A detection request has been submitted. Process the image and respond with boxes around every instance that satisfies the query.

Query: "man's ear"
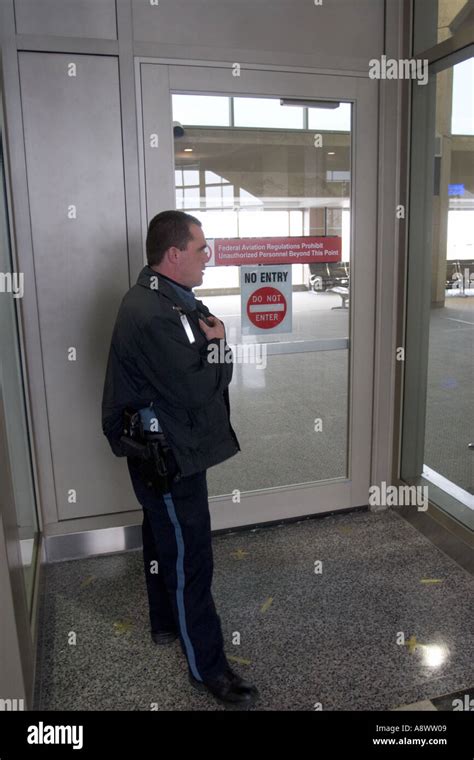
[165,246,181,264]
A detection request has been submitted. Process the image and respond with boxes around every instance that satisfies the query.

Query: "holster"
[120,407,180,496]
[142,433,174,495]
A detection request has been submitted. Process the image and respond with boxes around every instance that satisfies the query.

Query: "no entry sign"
[241,266,292,335]
[247,287,287,329]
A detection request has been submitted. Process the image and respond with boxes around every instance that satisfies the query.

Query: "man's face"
[176,224,209,288]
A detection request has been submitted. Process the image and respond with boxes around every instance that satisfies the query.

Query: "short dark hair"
[146,210,202,267]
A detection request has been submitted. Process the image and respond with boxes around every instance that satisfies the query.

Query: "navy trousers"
[127,456,229,682]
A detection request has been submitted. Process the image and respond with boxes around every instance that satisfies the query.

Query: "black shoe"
[151,630,178,645]
[189,666,259,707]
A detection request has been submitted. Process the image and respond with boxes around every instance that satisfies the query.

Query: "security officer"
[102,210,259,707]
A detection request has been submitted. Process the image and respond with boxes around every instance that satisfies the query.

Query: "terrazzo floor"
[33,509,473,711]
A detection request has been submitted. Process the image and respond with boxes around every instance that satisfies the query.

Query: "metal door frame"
[135,59,378,529]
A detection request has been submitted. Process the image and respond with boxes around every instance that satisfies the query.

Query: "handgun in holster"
[120,406,178,495]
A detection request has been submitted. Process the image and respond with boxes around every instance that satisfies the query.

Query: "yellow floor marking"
[260,597,273,613]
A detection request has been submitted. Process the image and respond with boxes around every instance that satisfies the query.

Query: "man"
[102,210,259,707]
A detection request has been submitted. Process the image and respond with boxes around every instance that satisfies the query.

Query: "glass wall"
[0,133,39,614]
[402,49,473,529]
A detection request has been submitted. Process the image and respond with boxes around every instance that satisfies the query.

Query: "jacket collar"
[136,266,199,314]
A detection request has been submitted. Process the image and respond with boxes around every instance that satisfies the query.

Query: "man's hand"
[198,315,225,341]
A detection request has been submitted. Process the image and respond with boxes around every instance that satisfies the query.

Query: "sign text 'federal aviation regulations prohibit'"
[206,236,341,266]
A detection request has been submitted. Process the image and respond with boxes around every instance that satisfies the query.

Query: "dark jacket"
[101,266,240,477]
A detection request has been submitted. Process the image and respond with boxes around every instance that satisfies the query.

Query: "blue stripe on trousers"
[163,492,203,682]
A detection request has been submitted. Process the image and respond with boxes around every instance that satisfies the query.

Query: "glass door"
[172,92,352,495]
[137,63,378,527]
[402,47,474,530]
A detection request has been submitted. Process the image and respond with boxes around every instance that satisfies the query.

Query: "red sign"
[210,236,341,266]
[247,287,287,329]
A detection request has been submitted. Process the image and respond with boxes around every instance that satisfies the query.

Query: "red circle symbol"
[247,286,287,329]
